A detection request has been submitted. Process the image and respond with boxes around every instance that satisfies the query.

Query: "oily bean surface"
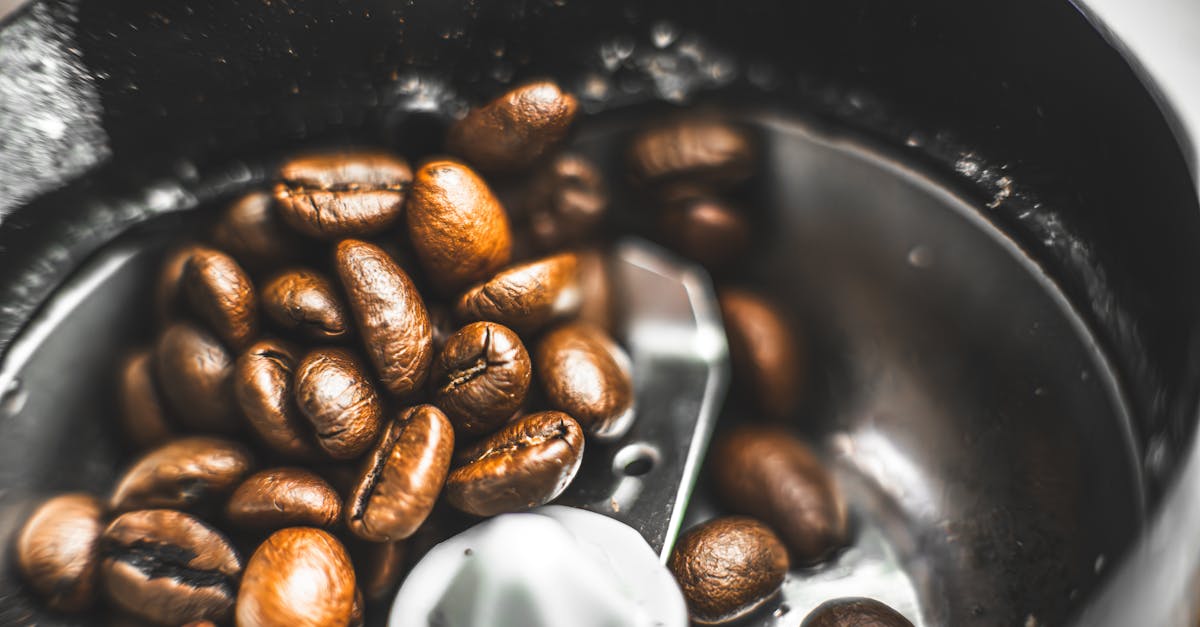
[444,411,584,517]
[234,339,319,459]
[669,516,789,625]
[455,253,581,333]
[629,118,755,190]
[262,268,351,341]
[182,247,258,350]
[155,322,240,433]
[236,527,356,627]
[432,322,531,436]
[446,81,579,173]
[718,289,804,419]
[109,436,253,513]
[295,348,384,460]
[118,350,173,449]
[352,540,407,602]
[535,323,635,440]
[225,467,342,531]
[522,153,607,251]
[15,494,105,612]
[211,191,302,270]
[801,598,914,627]
[659,195,751,269]
[155,245,203,324]
[275,152,411,238]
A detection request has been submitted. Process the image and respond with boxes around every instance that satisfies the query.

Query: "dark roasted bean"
[275,152,412,238]
[535,323,635,440]
[295,348,384,460]
[575,248,615,332]
[718,289,804,419]
[801,598,914,627]
[182,247,258,350]
[455,253,581,333]
[262,268,352,341]
[155,322,240,433]
[446,81,579,174]
[234,339,319,459]
[109,436,252,513]
[432,322,531,436]
[628,118,755,190]
[15,494,105,612]
[225,467,342,531]
[659,194,751,269]
[154,244,203,325]
[353,540,407,602]
[668,516,788,625]
[118,350,173,449]
[211,191,302,270]
[522,153,607,250]
[236,528,356,627]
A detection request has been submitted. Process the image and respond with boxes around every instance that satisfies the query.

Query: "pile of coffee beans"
[14,80,911,627]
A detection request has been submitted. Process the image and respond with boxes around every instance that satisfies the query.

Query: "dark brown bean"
[335,239,433,396]
[444,411,584,517]
[154,244,204,325]
[455,253,581,333]
[575,248,615,332]
[15,493,104,612]
[109,436,253,513]
[801,598,914,627]
[236,527,356,627]
[225,467,342,531]
[350,588,365,627]
[262,268,352,341]
[718,289,804,419]
[668,516,788,625]
[710,426,847,564]
[234,339,320,459]
[155,322,240,433]
[432,322,531,436]
[521,153,607,250]
[659,195,751,268]
[428,303,457,354]
[100,509,242,626]
[182,247,258,351]
[535,323,635,440]
[211,191,302,270]
[295,348,384,460]
[446,81,579,174]
[628,118,755,190]
[347,405,454,542]
[275,152,412,238]
[353,540,407,602]
[118,350,173,449]
[407,160,513,292]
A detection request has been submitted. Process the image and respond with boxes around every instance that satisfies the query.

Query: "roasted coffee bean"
[154,244,203,325]
[444,411,584,517]
[629,118,755,190]
[455,253,581,333]
[225,467,342,531]
[522,153,607,250]
[335,239,433,396]
[407,160,513,292]
[100,509,242,626]
[211,191,302,270]
[182,247,258,351]
[353,540,407,601]
[235,339,319,459]
[801,598,914,627]
[182,621,218,627]
[15,493,104,612]
[118,350,173,449]
[275,152,412,238]
[350,588,365,627]
[535,323,635,440]
[262,268,352,341]
[109,436,253,513]
[575,248,614,332]
[432,322,531,436]
[718,289,804,419]
[710,426,847,564]
[668,516,788,625]
[446,81,579,174]
[295,348,384,460]
[428,303,457,354]
[659,195,751,268]
[347,405,454,542]
[236,527,356,627]
[155,322,240,433]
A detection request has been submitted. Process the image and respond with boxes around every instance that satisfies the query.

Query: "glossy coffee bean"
[407,160,513,292]
[262,268,352,341]
[455,253,581,333]
[659,195,751,269]
[15,493,104,612]
[236,527,356,627]
[100,509,242,626]
[347,405,454,542]
[535,323,635,440]
[235,339,319,459]
[446,81,579,174]
[575,248,614,332]
[521,153,607,251]
[154,244,203,325]
[801,598,914,627]
[668,516,788,625]
[155,322,240,433]
[211,191,302,270]
[628,118,755,190]
[335,239,433,396]
[109,436,253,513]
[353,540,407,601]
[275,151,412,238]
[432,322,531,436]
[182,247,259,350]
[445,411,584,517]
[295,348,384,460]
[710,426,847,564]
[118,350,173,449]
[718,289,804,419]
[225,467,342,531]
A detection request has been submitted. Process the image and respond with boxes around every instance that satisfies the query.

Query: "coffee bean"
[262,268,352,341]
[446,81,579,174]
[225,467,342,531]
[444,411,584,517]
[118,350,173,449]
[575,248,614,332]
[236,527,356,627]
[710,426,847,564]
[182,247,258,351]
[668,516,788,625]
[295,348,384,460]
[718,289,804,419]
[432,322,531,436]
[455,253,581,333]
[347,405,454,542]
[15,493,105,612]
[535,323,635,440]
[350,588,365,627]
[629,118,755,190]
[100,509,242,626]
[407,160,512,292]
[659,194,750,269]
[275,152,412,238]
[154,322,240,433]
[182,621,218,627]
[801,598,914,627]
[235,339,320,459]
[353,540,407,601]
[428,303,457,354]
[521,153,607,250]
[211,191,302,270]
[335,239,433,396]
[109,436,253,513]
[154,244,203,325]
